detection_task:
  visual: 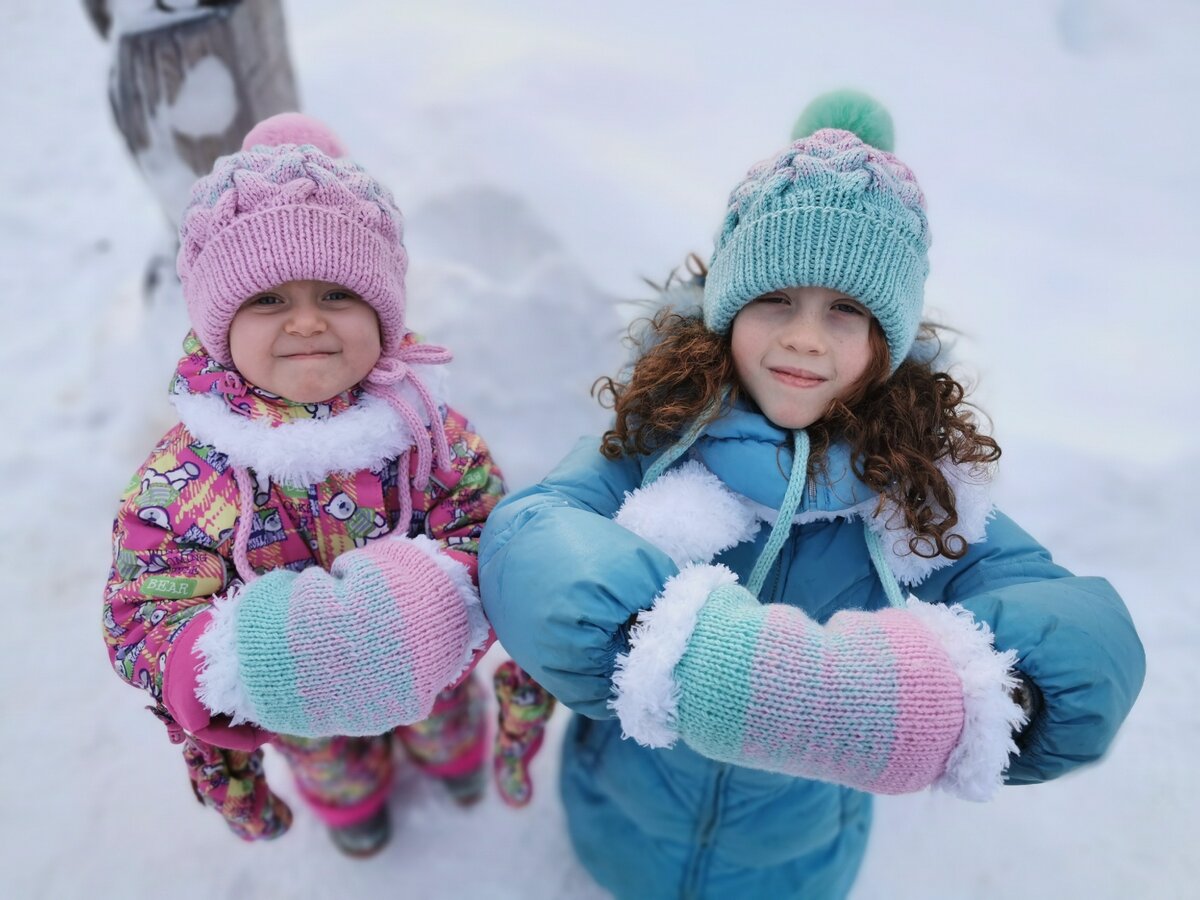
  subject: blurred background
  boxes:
[1,1,1197,897]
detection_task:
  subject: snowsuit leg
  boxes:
[493,658,556,806]
[395,672,488,780]
[271,734,394,827]
[181,734,293,841]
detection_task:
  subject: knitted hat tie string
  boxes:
[744,429,809,598]
[364,342,453,489]
[231,466,261,585]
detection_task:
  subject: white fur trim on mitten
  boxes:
[906,600,1026,801]
[615,461,761,568]
[194,583,258,725]
[609,563,740,748]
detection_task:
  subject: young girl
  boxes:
[102,113,552,855]
[478,92,1145,898]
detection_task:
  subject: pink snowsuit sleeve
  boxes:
[417,409,506,680]
[102,423,262,748]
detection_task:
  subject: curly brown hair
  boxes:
[594,287,1001,561]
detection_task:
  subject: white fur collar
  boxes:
[172,391,413,486]
[736,458,994,585]
[618,457,994,588]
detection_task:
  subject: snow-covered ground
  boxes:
[2,2,1197,898]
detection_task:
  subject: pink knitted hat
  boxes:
[176,113,407,368]
[176,113,454,500]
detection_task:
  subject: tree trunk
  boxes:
[103,0,300,229]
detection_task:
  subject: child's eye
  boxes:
[249,294,282,307]
[755,293,789,305]
[323,289,358,303]
[832,300,865,315]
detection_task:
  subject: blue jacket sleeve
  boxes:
[479,438,680,719]
[915,509,1145,785]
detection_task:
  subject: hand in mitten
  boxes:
[195,534,491,738]
[492,659,556,807]
[611,460,1024,800]
[611,563,1024,800]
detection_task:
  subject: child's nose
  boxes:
[780,314,827,354]
[285,305,327,335]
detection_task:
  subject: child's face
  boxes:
[228,280,382,403]
[731,286,873,430]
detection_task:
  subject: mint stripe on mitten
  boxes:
[610,563,1025,800]
[196,535,489,738]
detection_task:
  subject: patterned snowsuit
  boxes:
[103,335,504,838]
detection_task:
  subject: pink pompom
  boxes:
[241,112,348,157]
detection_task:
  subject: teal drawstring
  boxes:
[641,403,906,607]
[641,389,730,488]
[863,521,908,608]
[745,430,809,597]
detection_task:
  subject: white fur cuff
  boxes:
[907,600,1026,802]
[609,563,739,748]
[194,584,258,725]
[615,461,760,567]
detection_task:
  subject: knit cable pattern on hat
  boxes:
[704,127,931,369]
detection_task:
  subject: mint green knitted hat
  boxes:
[704,90,930,370]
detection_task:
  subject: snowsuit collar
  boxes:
[687,402,995,586]
[694,404,876,515]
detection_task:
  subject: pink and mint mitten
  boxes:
[190,534,490,738]
[609,460,1024,800]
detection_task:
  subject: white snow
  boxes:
[2,1,1197,898]
[167,55,239,140]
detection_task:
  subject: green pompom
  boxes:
[791,90,895,151]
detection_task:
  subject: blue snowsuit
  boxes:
[478,406,1145,899]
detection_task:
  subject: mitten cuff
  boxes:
[195,580,267,726]
[609,563,739,748]
[166,609,271,750]
[906,600,1026,801]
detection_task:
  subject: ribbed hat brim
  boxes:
[704,206,927,369]
[183,205,407,366]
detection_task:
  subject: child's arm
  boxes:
[912,511,1145,785]
[191,534,489,738]
[107,426,491,742]
[189,411,503,737]
[600,464,1024,800]
[480,443,1024,800]
[479,437,688,718]
[103,429,266,750]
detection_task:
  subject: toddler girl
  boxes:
[102,114,550,855]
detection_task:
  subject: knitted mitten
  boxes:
[492,659,556,807]
[194,535,490,738]
[610,564,1024,800]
